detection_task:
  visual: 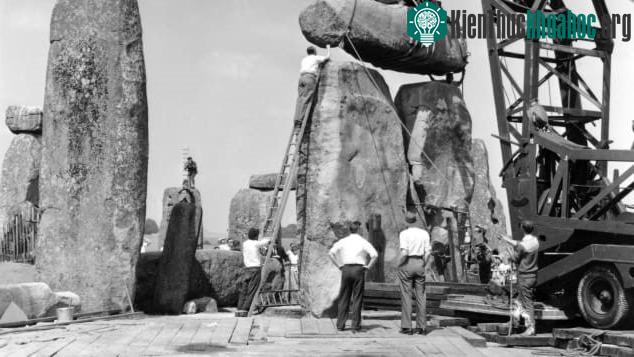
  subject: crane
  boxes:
[483,0,634,329]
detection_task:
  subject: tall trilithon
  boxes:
[37,0,148,312]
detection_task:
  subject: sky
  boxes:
[1,0,633,236]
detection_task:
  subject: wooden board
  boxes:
[209,318,237,347]
[440,295,570,320]
[446,326,487,347]
[229,317,253,345]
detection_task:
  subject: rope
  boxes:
[529,332,604,356]
[344,32,472,211]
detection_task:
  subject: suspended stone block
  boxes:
[249,173,297,192]
[299,0,468,75]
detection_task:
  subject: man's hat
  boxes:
[405,211,417,224]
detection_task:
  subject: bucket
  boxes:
[56,307,74,322]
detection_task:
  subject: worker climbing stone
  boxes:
[498,220,539,336]
[293,45,330,127]
[184,157,198,188]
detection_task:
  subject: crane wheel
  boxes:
[577,265,633,329]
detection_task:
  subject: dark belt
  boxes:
[343,264,364,267]
[408,255,423,258]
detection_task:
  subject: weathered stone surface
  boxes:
[0,282,81,319]
[183,297,217,314]
[469,139,507,251]
[195,249,244,307]
[37,0,148,312]
[299,0,468,75]
[5,106,43,134]
[0,134,41,225]
[153,202,198,314]
[395,82,474,211]
[135,250,242,310]
[249,173,297,192]
[296,61,408,316]
[228,189,270,243]
[158,187,203,250]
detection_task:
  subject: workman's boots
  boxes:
[519,311,536,336]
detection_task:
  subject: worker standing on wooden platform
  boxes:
[328,221,378,332]
[293,45,330,126]
[498,220,539,336]
[236,228,270,316]
[397,212,432,335]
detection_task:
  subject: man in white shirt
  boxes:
[236,228,270,314]
[292,45,330,127]
[398,211,432,335]
[328,221,378,331]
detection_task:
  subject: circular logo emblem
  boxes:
[407,1,448,47]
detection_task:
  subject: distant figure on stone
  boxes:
[184,157,198,188]
[293,44,330,127]
[397,212,432,335]
[218,239,231,251]
[328,221,378,332]
[236,228,270,316]
[498,220,539,336]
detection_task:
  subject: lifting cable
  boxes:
[343,31,472,213]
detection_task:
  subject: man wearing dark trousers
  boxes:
[236,228,270,316]
[328,221,378,331]
[398,212,432,335]
[293,45,330,126]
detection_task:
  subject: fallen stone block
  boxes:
[183,297,218,314]
[0,282,81,319]
[5,106,42,134]
[300,0,468,75]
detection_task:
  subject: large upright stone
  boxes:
[0,135,41,226]
[37,0,148,312]
[5,106,42,134]
[228,189,270,243]
[395,82,474,212]
[299,0,468,75]
[296,61,408,316]
[469,139,507,250]
[158,187,203,250]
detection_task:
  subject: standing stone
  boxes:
[228,189,270,243]
[158,187,203,250]
[0,135,41,226]
[469,139,507,250]
[5,106,42,134]
[37,0,148,312]
[395,82,475,212]
[296,61,408,316]
[152,202,198,314]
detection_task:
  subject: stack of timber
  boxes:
[468,322,554,347]
[364,282,487,316]
[364,283,571,321]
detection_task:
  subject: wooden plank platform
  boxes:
[0,312,546,356]
[440,294,570,320]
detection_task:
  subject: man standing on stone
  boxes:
[293,45,330,126]
[236,228,270,316]
[328,221,378,331]
[397,212,432,335]
[184,157,198,188]
[498,220,539,336]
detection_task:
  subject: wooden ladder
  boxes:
[246,82,317,317]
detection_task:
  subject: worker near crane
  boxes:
[498,220,539,336]
[184,157,198,188]
[236,228,270,316]
[328,221,378,331]
[397,211,432,335]
[293,45,330,126]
